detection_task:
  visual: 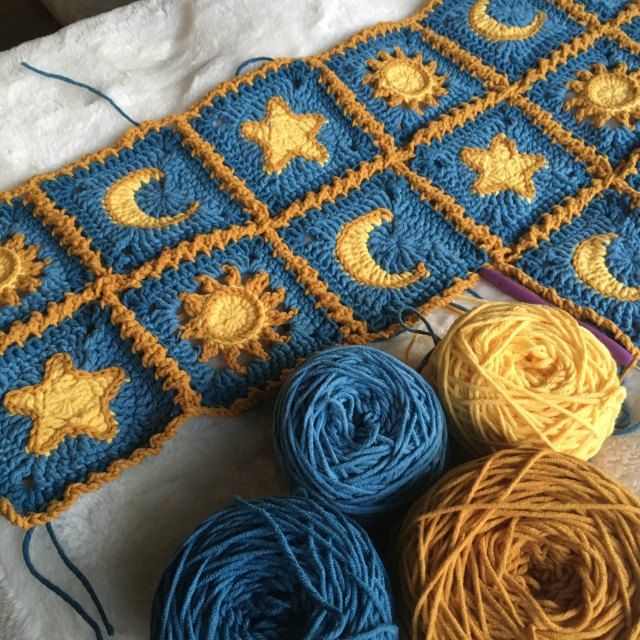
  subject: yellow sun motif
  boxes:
[0,234,50,307]
[460,134,547,201]
[565,63,640,128]
[179,265,297,373]
[364,47,448,114]
[241,97,329,174]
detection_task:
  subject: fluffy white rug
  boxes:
[0,1,638,639]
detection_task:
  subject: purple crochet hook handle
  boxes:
[479,267,634,368]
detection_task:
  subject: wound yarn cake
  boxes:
[425,301,627,459]
[396,448,640,640]
[273,346,447,524]
[151,496,398,639]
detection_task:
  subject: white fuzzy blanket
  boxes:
[0,1,638,638]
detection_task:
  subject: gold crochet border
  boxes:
[3,0,640,528]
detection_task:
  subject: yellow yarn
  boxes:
[425,301,626,460]
[396,448,640,640]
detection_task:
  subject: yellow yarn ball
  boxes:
[425,302,626,460]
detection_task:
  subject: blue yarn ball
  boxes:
[273,345,447,524]
[151,496,398,639]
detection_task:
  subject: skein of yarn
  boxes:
[396,448,640,640]
[425,301,626,460]
[151,496,398,639]
[273,346,447,524]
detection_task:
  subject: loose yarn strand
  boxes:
[398,307,440,370]
[20,61,139,126]
[45,523,114,636]
[22,524,114,640]
[235,56,275,76]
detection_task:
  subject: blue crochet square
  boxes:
[573,0,632,21]
[190,60,381,215]
[41,126,250,274]
[423,0,584,82]
[516,189,640,347]
[527,37,640,166]
[121,236,342,409]
[325,26,486,146]
[409,102,592,246]
[278,169,486,333]
[0,302,180,516]
[622,16,640,44]
[0,198,93,334]
[625,156,640,190]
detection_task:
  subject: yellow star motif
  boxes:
[241,96,329,174]
[460,134,547,201]
[3,353,126,456]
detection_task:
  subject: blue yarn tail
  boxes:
[22,524,114,640]
[614,400,640,436]
[20,61,139,126]
[398,306,440,345]
[235,56,274,76]
[398,306,440,372]
[447,301,470,313]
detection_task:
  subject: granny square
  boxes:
[423,0,584,82]
[190,60,384,215]
[0,198,92,333]
[514,189,640,347]
[0,303,179,518]
[325,25,487,146]
[409,101,594,246]
[279,168,486,334]
[527,37,640,166]
[121,236,342,409]
[41,125,251,273]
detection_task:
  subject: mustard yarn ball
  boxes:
[395,448,640,640]
[425,302,626,460]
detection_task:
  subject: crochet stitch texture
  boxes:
[2,0,640,528]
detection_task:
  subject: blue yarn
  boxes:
[22,523,114,640]
[398,306,440,345]
[398,307,440,373]
[151,496,398,639]
[273,346,447,524]
[20,61,140,126]
[235,56,275,76]
[614,400,640,436]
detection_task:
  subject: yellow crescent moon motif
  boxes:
[335,208,430,288]
[103,167,199,228]
[469,0,546,42]
[573,233,640,302]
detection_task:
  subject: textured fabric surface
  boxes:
[0,1,639,639]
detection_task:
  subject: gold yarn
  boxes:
[425,302,626,460]
[396,448,640,640]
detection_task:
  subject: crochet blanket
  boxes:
[2,0,640,530]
